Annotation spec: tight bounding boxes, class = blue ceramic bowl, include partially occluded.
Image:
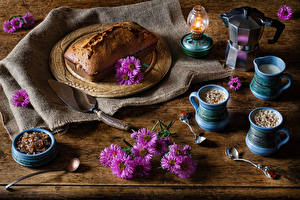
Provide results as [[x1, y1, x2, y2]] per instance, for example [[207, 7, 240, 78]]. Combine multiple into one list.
[[11, 128, 57, 167]]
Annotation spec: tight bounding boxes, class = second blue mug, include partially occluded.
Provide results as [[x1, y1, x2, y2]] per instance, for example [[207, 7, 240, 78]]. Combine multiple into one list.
[[246, 107, 290, 156]]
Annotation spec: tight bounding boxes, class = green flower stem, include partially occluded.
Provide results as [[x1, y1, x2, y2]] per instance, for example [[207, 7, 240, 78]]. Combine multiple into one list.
[[152, 121, 160, 131], [167, 121, 175, 129], [122, 138, 133, 148], [131, 129, 136, 133], [159, 120, 164, 130], [154, 120, 176, 139]]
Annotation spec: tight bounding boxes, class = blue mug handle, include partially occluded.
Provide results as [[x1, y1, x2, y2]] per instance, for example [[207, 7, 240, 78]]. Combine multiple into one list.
[[276, 128, 290, 149], [189, 92, 200, 111], [279, 74, 292, 94]]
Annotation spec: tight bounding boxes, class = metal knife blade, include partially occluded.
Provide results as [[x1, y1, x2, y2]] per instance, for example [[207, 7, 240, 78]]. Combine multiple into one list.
[[48, 79, 131, 131], [48, 80, 95, 112]]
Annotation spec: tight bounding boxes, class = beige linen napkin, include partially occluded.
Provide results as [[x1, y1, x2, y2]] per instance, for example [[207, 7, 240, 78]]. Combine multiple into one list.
[[0, 0, 231, 140]]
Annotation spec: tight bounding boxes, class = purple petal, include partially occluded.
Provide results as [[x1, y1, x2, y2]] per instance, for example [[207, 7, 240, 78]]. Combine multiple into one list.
[[278, 5, 293, 21], [11, 17, 23, 29], [3, 20, 16, 33], [11, 89, 30, 107], [23, 12, 35, 28]]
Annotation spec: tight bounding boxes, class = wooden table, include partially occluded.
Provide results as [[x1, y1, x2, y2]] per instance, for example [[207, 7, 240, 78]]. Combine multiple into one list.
[[0, 0, 299, 199]]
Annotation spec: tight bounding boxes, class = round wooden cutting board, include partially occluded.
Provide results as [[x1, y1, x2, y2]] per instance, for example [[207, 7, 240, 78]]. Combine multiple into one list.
[[49, 24, 172, 98]]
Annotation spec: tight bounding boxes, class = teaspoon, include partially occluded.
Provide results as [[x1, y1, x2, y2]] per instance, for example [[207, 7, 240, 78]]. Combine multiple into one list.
[[6, 158, 80, 190], [225, 147, 276, 179], [179, 113, 206, 144]]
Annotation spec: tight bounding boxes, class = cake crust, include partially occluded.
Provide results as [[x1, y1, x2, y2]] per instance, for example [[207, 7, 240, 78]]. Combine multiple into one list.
[[64, 21, 158, 82]]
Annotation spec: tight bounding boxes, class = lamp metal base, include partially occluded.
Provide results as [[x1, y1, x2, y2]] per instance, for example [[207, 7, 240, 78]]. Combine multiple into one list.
[[180, 33, 213, 58]]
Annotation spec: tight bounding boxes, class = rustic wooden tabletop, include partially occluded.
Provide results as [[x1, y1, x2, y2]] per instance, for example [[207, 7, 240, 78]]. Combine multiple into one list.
[[0, 0, 299, 199]]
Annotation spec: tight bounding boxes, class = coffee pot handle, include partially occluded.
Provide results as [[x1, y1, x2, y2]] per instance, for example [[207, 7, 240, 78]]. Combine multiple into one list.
[[189, 92, 200, 111], [219, 13, 229, 27], [279, 74, 292, 94], [261, 17, 285, 44], [276, 128, 290, 149]]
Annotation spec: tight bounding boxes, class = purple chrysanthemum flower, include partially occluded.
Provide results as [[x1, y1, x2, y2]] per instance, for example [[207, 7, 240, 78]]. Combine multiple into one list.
[[115, 67, 135, 85], [110, 153, 135, 179], [161, 152, 181, 172], [169, 143, 184, 156], [10, 17, 23, 29], [131, 143, 155, 161], [169, 143, 179, 152], [115, 58, 124, 72], [136, 128, 158, 147], [132, 70, 144, 84], [278, 5, 292, 21], [162, 137, 172, 145], [11, 89, 30, 107], [115, 56, 144, 85], [130, 131, 138, 139], [169, 143, 191, 156], [228, 77, 242, 91], [154, 138, 170, 156], [3, 20, 16, 33], [122, 56, 142, 73], [22, 12, 35, 28], [182, 145, 191, 155], [174, 156, 197, 179], [100, 144, 124, 167], [133, 157, 152, 177]]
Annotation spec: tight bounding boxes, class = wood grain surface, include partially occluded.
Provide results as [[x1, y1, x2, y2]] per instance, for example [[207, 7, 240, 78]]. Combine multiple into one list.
[[0, 0, 300, 199]]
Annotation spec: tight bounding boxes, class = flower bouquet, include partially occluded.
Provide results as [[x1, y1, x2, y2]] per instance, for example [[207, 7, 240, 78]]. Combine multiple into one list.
[[100, 121, 197, 179]]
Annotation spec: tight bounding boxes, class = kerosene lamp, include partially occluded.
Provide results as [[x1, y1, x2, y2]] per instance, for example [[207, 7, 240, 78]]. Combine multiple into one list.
[[180, 5, 213, 58]]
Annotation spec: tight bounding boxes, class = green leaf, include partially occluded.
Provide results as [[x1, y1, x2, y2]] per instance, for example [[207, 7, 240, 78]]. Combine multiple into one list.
[[9, 15, 22, 21], [142, 62, 150, 68]]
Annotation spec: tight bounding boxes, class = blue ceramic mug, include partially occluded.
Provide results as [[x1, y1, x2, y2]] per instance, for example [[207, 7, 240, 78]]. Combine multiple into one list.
[[246, 107, 290, 157], [189, 84, 230, 132], [250, 56, 292, 100]]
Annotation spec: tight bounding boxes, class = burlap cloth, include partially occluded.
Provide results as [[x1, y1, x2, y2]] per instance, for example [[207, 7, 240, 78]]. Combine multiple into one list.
[[0, 0, 231, 140]]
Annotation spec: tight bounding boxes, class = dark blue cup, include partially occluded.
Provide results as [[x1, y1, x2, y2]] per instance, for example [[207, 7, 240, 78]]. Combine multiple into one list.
[[250, 56, 292, 100], [246, 107, 290, 157], [11, 128, 57, 167], [189, 84, 230, 132]]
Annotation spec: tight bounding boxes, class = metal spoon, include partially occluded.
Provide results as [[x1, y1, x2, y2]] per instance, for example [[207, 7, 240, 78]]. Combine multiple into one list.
[[225, 147, 276, 179], [6, 158, 80, 190], [179, 114, 206, 144]]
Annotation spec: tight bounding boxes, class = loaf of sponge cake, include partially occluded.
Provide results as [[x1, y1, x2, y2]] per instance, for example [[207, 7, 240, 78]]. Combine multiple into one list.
[[64, 21, 158, 82]]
